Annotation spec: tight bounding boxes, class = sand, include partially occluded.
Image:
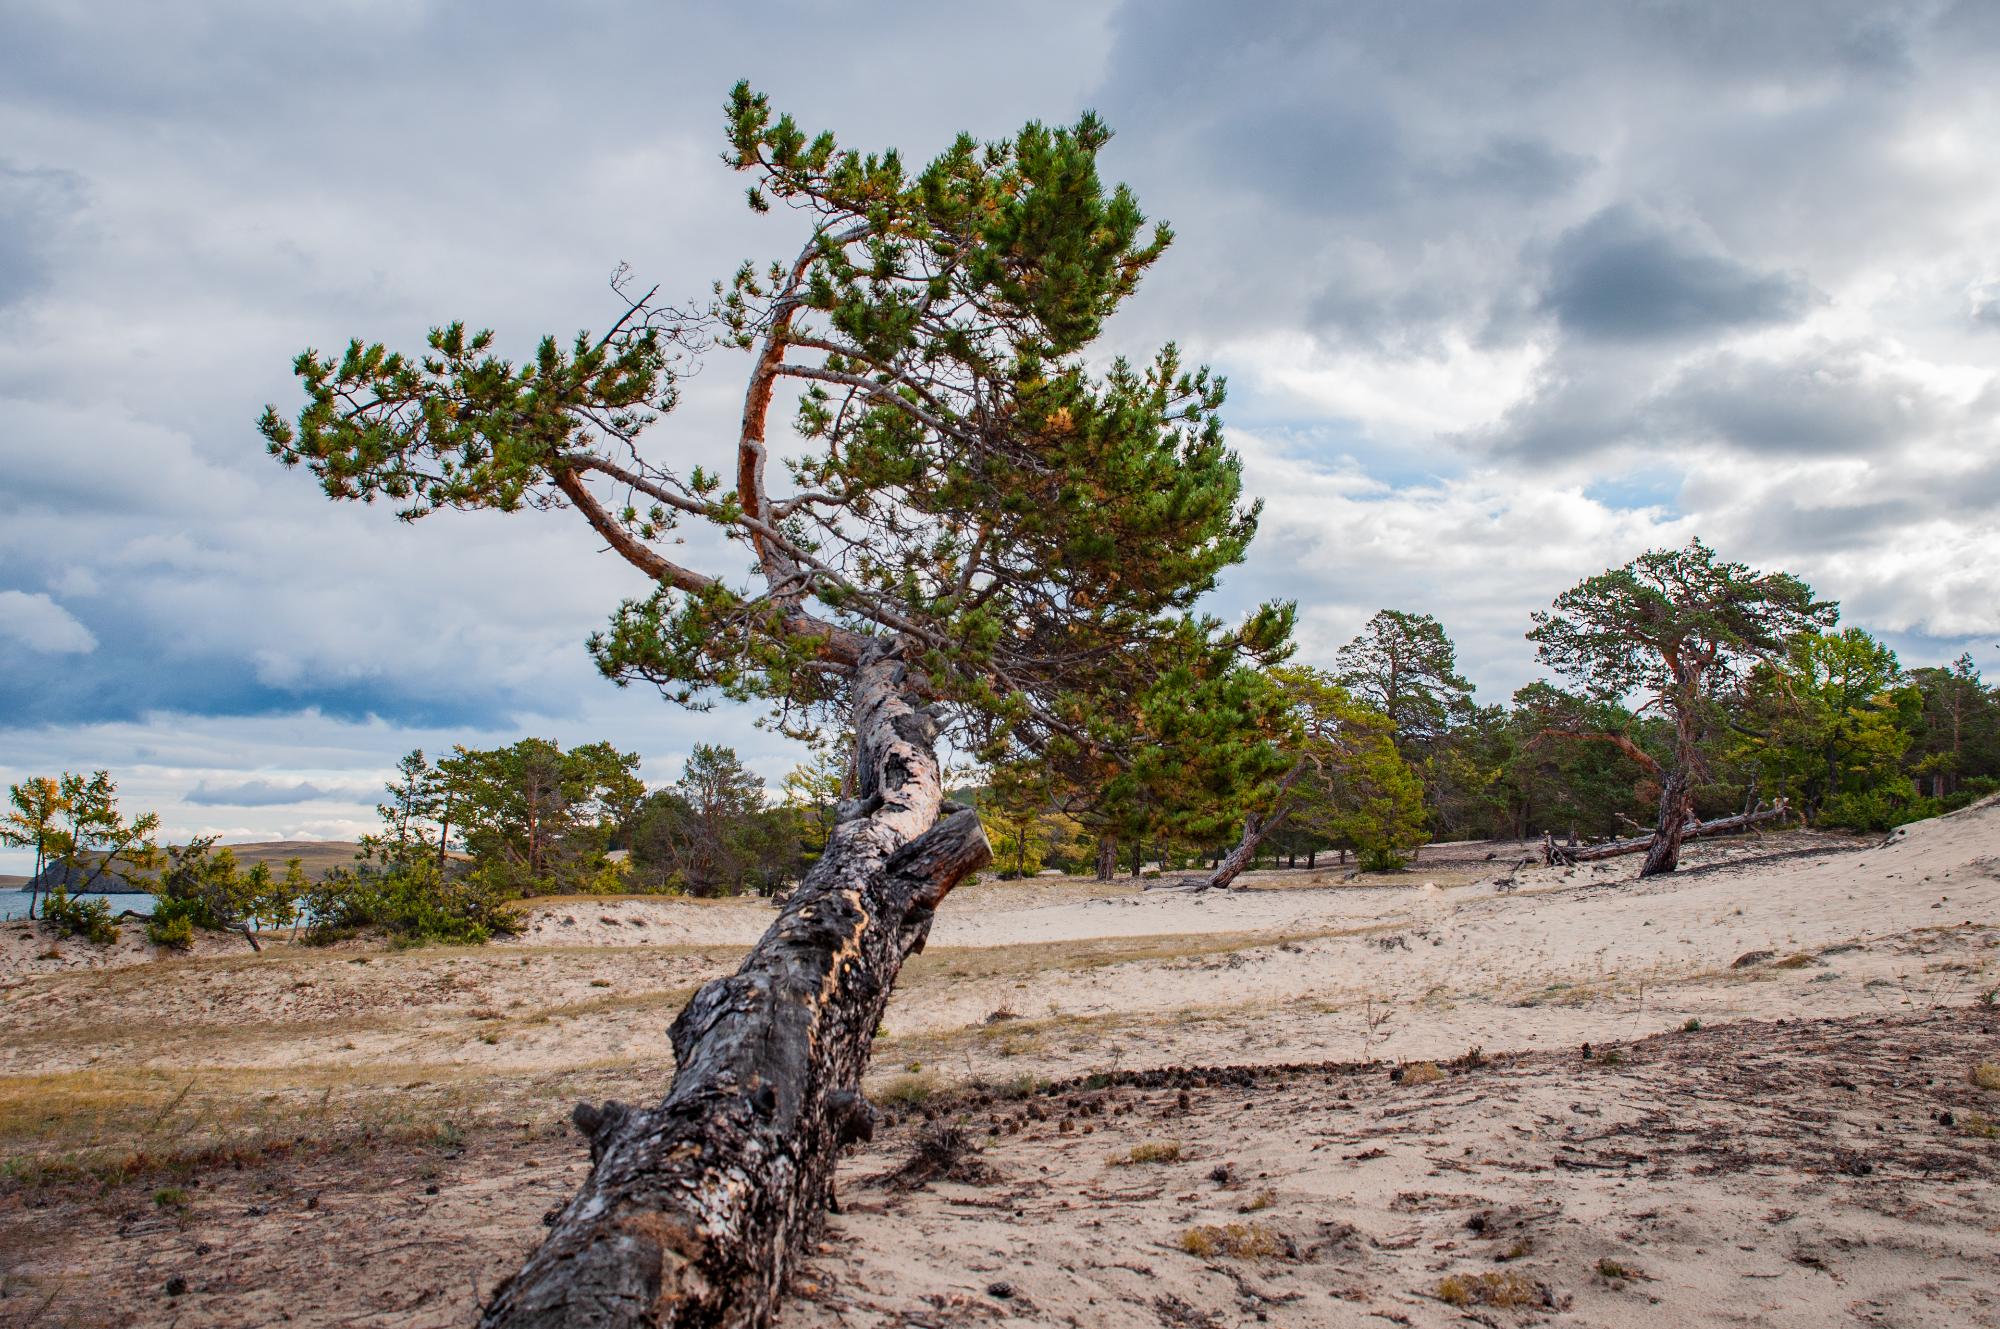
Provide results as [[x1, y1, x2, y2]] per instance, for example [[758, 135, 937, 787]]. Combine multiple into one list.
[[0, 801, 1995, 1327]]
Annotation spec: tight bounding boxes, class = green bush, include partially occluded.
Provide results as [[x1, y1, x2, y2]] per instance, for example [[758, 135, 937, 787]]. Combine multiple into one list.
[[42, 887, 119, 944], [1818, 781, 1933, 833], [145, 898, 198, 950], [1359, 848, 1407, 873], [303, 857, 520, 947]]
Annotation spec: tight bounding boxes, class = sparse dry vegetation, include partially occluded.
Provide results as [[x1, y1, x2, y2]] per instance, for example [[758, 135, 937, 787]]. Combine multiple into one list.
[[1110, 1140, 1183, 1166], [1435, 1269, 1540, 1308], [1179, 1221, 1287, 1261]]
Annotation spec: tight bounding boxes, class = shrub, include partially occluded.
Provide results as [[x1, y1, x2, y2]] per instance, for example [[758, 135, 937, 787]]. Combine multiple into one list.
[[1818, 782, 1934, 833], [303, 857, 520, 947], [42, 887, 118, 944], [145, 899, 198, 950], [877, 1072, 939, 1107], [1972, 1062, 2000, 1092], [1109, 1141, 1182, 1166], [1435, 1271, 1538, 1308], [1179, 1221, 1286, 1260], [1399, 1061, 1444, 1086], [1359, 848, 1406, 873]]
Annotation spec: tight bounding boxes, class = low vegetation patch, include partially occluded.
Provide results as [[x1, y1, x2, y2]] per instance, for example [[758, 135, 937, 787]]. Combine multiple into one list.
[[877, 1071, 940, 1107], [1399, 1061, 1444, 1086], [1971, 1062, 2000, 1091], [883, 1122, 990, 1190], [1179, 1221, 1287, 1261], [41, 888, 119, 945], [1109, 1140, 1182, 1166], [1434, 1270, 1541, 1309]]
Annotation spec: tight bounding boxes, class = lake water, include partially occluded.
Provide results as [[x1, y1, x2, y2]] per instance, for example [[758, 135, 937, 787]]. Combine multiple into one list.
[[2, 891, 158, 923]]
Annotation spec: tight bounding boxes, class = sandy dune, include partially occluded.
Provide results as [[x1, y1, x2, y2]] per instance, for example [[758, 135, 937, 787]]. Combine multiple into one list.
[[0, 801, 1994, 1327]]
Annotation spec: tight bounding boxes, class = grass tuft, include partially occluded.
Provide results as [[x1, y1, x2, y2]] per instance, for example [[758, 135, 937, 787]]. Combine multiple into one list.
[[1400, 1061, 1444, 1086], [1179, 1221, 1287, 1261], [1435, 1270, 1539, 1308], [1109, 1140, 1182, 1166], [1970, 1062, 2000, 1092], [877, 1071, 940, 1107]]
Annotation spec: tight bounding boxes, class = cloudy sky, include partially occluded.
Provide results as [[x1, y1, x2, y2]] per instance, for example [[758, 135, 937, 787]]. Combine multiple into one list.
[[4, 0, 1997, 870]]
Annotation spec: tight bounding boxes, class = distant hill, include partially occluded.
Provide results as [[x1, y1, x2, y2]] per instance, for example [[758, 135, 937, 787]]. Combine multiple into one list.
[[15, 841, 364, 893], [0, 875, 26, 890]]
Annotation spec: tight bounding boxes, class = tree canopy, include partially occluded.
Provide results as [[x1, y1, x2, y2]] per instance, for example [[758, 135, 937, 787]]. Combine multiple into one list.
[[260, 83, 1289, 776], [1529, 539, 1837, 873]]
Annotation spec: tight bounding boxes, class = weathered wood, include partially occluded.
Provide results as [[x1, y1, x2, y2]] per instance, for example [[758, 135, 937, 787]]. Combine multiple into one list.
[[1545, 798, 1789, 867], [1186, 757, 1312, 892], [481, 646, 989, 1329]]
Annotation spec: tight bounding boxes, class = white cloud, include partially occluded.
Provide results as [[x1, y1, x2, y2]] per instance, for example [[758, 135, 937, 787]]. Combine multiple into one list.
[[1, 589, 96, 653], [4, 0, 1999, 872]]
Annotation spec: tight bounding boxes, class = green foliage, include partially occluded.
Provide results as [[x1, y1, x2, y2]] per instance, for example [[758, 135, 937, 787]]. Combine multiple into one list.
[[1529, 539, 1835, 706], [42, 886, 119, 944], [1336, 610, 1474, 752], [1734, 628, 1914, 825], [1, 776, 64, 891], [144, 901, 197, 950], [1358, 848, 1407, 873], [1530, 540, 1836, 863], [261, 84, 1291, 839], [151, 837, 303, 940], [628, 745, 803, 897], [374, 742, 644, 896], [303, 854, 520, 947]]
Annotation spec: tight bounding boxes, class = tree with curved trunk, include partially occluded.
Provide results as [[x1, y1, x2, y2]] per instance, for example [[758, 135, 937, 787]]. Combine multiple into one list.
[[260, 84, 1287, 1328], [1528, 539, 1834, 877], [1196, 668, 1422, 890]]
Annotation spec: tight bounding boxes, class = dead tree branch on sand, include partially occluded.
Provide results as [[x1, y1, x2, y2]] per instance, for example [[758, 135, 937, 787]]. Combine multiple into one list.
[[1543, 798, 1789, 867]]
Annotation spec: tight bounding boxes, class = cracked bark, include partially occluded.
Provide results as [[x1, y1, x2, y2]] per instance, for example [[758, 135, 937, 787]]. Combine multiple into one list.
[[481, 644, 990, 1328]]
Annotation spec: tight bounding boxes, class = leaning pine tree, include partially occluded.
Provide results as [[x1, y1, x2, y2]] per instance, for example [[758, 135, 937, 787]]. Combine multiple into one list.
[[260, 84, 1289, 1328], [1528, 539, 1835, 876]]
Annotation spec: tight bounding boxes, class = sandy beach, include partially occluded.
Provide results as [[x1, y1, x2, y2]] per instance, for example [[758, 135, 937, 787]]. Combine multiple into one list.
[[1, 802, 1994, 1327]]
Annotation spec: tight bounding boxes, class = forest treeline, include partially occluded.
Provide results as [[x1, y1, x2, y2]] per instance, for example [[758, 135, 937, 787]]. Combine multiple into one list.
[[12, 596, 1992, 946]]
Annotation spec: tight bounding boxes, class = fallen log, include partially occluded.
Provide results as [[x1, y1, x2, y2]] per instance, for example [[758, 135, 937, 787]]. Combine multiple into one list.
[[481, 647, 990, 1329], [1543, 798, 1788, 866]]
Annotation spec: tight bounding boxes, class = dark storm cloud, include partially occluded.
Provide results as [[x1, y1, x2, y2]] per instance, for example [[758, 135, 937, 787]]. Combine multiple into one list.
[[1539, 206, 1813, 344]]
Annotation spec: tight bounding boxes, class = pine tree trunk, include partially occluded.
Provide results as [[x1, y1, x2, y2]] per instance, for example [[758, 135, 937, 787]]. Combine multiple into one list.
[[481, 646, 990, 1329], [1199, 803, 1294, 891], [1640, 766, 1694, 877], [1095, 835, 1117, 882]]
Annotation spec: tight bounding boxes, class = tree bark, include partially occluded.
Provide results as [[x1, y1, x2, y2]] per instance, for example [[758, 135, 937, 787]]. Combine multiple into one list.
[[1194, 802, 1294, 891], [1639, 766, 1694, 877], [1094, 834, 1117, 883], [481, 646, 990, 1329], [1191, 757, 1312, 891]]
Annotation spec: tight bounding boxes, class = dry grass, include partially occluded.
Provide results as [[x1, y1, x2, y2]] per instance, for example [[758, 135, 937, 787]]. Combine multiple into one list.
[[877, 1071, 941, 1107], [1399, 1061, 1445, 1086], [1109, 1140, 1182, 1166], [1178, 1221, 1287, 1260], [1435, 1270, 1541, 1308], [1971, 1061, 2000, 1091]]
